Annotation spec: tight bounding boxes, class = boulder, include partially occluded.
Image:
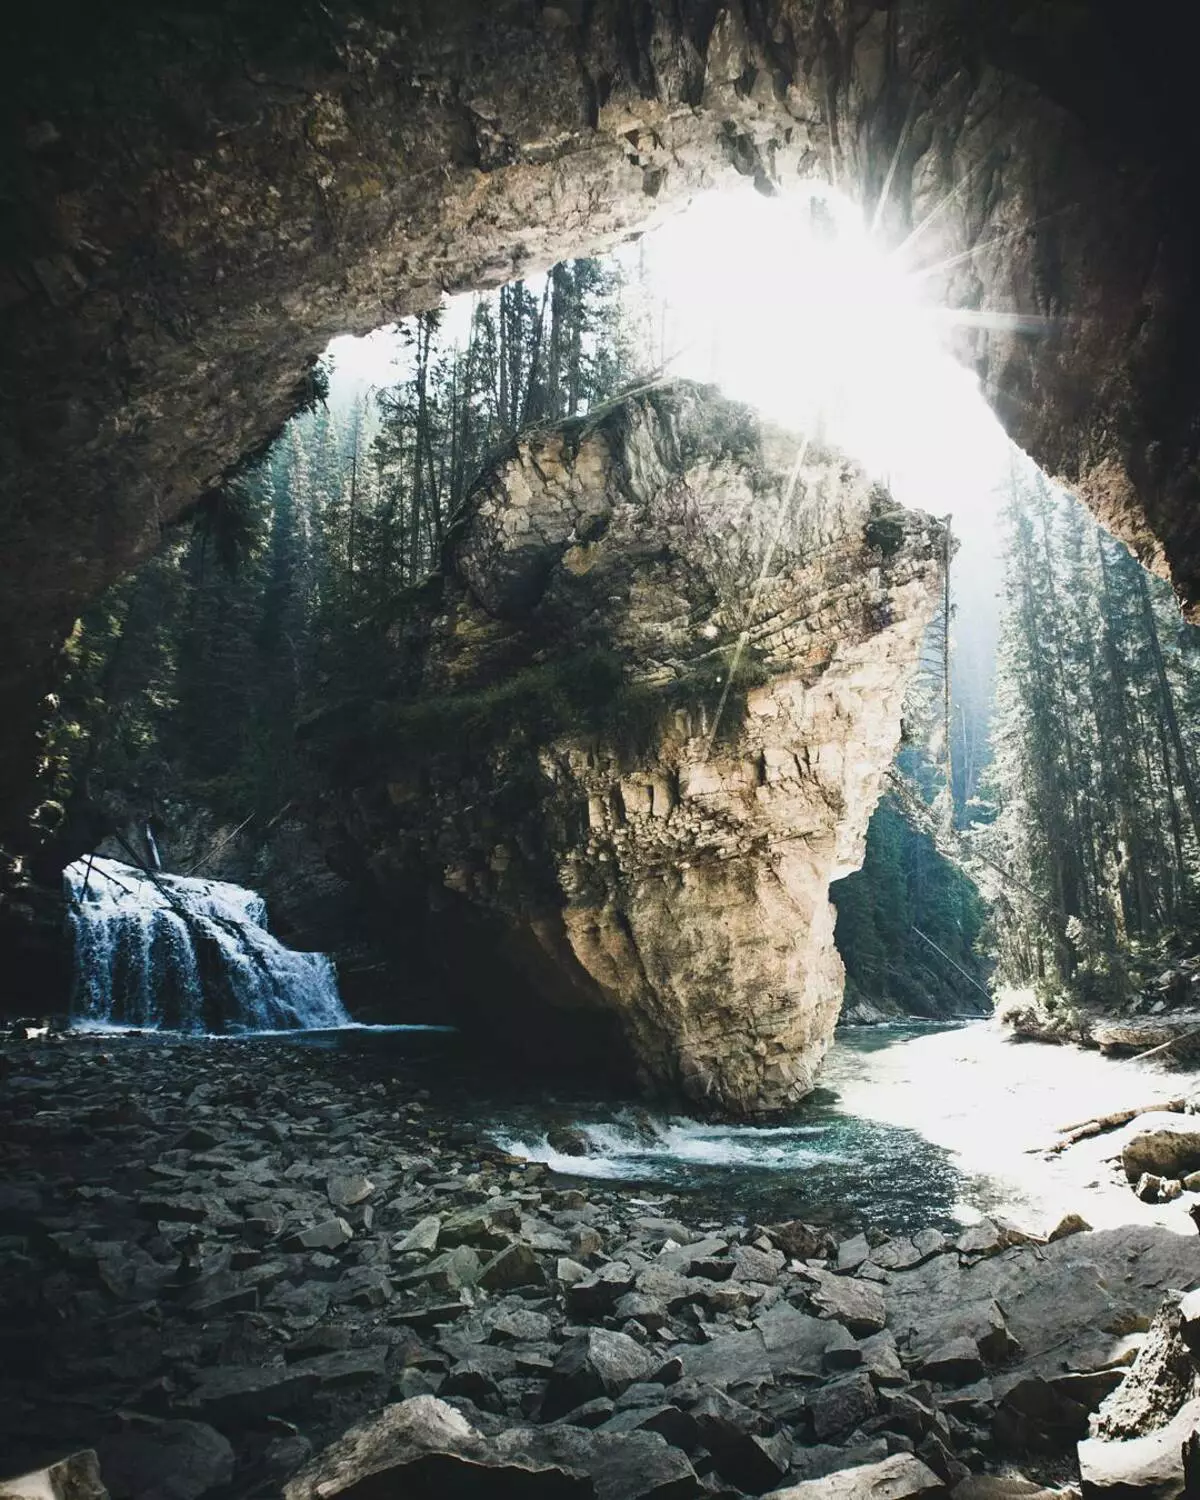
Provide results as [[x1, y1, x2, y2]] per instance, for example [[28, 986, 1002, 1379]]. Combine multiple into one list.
[[804, 1271, 887, 1336], [0, 1453, 108, 1500], [1078, 1397, 1200, 1498], [96, 1419, 234, 1500], [282, 1218, 353, 1252], [542, 1330, 656, 1421], [767, 1453, 945, 1498], [478, 1242, 546, 1291], [1119, 1114, 1200, 1183], [326, 1173, 374, 1208], [396, 1215, 441, 1254], [915, 1339, 985, 1388], [283, 1395, 699, 1500], [1092, 1296, 1198, 1442], [807, 1371, 879, 1442]]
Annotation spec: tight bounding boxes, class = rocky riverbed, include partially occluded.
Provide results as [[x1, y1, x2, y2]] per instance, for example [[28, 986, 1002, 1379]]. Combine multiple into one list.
[[1, 1030, 1198, 1500]]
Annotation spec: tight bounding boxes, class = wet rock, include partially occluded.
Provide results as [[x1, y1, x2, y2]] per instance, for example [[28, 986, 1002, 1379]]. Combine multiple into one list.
[[764, 1222, 836, 1262], [96, 1418, 234, 1500], [542, 1330, 656, 1420], [282, 1218, 353, 1252], [1120, 1114, 1200, 1183], [771, 1452, 945, 1498], [807, 1370, 880, 1442], [547, 1127, 591, 1158], [0, 1452, 108, 1500], [1078, 1397, 1200, 1497], [805, 1270, 888, 1335]]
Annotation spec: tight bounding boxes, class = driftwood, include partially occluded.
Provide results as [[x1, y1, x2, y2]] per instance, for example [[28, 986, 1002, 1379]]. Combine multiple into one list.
[[1046, 1098, 1187, 1155]]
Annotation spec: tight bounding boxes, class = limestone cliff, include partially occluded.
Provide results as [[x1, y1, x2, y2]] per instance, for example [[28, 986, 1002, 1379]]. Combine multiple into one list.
[[315, 382, 942, 1113]]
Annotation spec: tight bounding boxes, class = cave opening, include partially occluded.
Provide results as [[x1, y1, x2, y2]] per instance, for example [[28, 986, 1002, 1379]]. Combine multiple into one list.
[[6, 6, 1200, 1493]]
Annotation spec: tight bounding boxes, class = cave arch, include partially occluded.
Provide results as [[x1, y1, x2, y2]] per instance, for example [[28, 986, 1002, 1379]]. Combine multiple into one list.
[[3, 1, 1200, 850]]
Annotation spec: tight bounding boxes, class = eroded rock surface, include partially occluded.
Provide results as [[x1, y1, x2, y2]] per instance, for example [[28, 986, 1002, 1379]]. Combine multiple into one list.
[[5, 2, 1200, 857], [317, 382, 941, 1113]]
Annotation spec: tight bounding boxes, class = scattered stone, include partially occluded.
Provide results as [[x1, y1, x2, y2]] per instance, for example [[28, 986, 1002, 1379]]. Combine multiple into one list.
[[807, 1370, 879, 1442], [805, 1269, 887, 1335], [283, 1395, 698, 1500], [678, 1329, 774, 1393], [97, 1417, 235, 1500], [478, 1241, 546, 1290], [916, 1338, 985, 1387], [1134, 1172, 1182, 1203], [396, 1215, 441, 1254], [542, 1330, 656, 1421], [326, 1172, 374, 1208], [770, 1452, 944, 1499], [565, 1261, 636, 1317], [692, 1391, 790, 1493], [281, 1218, 353, 1253]]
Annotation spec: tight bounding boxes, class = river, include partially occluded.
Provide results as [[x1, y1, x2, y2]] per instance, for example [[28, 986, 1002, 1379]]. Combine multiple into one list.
[[254, 1017, 1198, 1239]]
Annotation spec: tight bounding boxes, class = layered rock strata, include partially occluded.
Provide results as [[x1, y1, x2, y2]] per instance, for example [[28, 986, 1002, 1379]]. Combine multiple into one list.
[[318, 382, 942, 1113]]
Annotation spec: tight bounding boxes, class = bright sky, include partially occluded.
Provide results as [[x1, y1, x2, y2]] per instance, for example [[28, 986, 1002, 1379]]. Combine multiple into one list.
[[326, 181, 1017, 531]]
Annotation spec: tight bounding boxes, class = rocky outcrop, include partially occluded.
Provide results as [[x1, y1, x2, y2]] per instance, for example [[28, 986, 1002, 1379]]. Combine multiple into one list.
[[316, 382, 942, 1113], [4, 2, 1200, 856]]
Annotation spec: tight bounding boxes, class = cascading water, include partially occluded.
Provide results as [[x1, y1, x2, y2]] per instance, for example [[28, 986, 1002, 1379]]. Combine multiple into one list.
[[64, 856, 350, 1033]]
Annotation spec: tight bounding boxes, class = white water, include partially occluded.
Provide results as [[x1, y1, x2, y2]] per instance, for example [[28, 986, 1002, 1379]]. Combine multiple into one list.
[[490, 1022, 1200, 1235], [64, 856, 350, 1034], [492, 1115, 842, 1181]]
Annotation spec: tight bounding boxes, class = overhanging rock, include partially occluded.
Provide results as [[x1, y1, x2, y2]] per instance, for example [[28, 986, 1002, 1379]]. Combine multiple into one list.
[[316, 381, 943, 1114]]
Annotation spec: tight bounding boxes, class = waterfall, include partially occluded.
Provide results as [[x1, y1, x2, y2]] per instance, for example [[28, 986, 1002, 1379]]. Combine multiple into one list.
[[64, 856, 351, 1033]]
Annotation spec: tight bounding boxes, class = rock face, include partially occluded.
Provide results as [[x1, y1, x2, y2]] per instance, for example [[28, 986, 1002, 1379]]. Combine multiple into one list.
[[317, 383, 942, 1112], [4, 1, 1200, 859]]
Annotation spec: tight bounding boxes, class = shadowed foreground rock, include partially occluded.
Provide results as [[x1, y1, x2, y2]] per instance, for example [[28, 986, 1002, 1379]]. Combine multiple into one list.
[[316, 381, 943, 1113], [1, 1034, 1197, 1500]]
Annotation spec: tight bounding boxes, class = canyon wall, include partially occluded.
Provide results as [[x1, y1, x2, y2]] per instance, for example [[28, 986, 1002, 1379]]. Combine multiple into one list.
[[312, 382, 943, 1112], [3, 2, 1200, 854]]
